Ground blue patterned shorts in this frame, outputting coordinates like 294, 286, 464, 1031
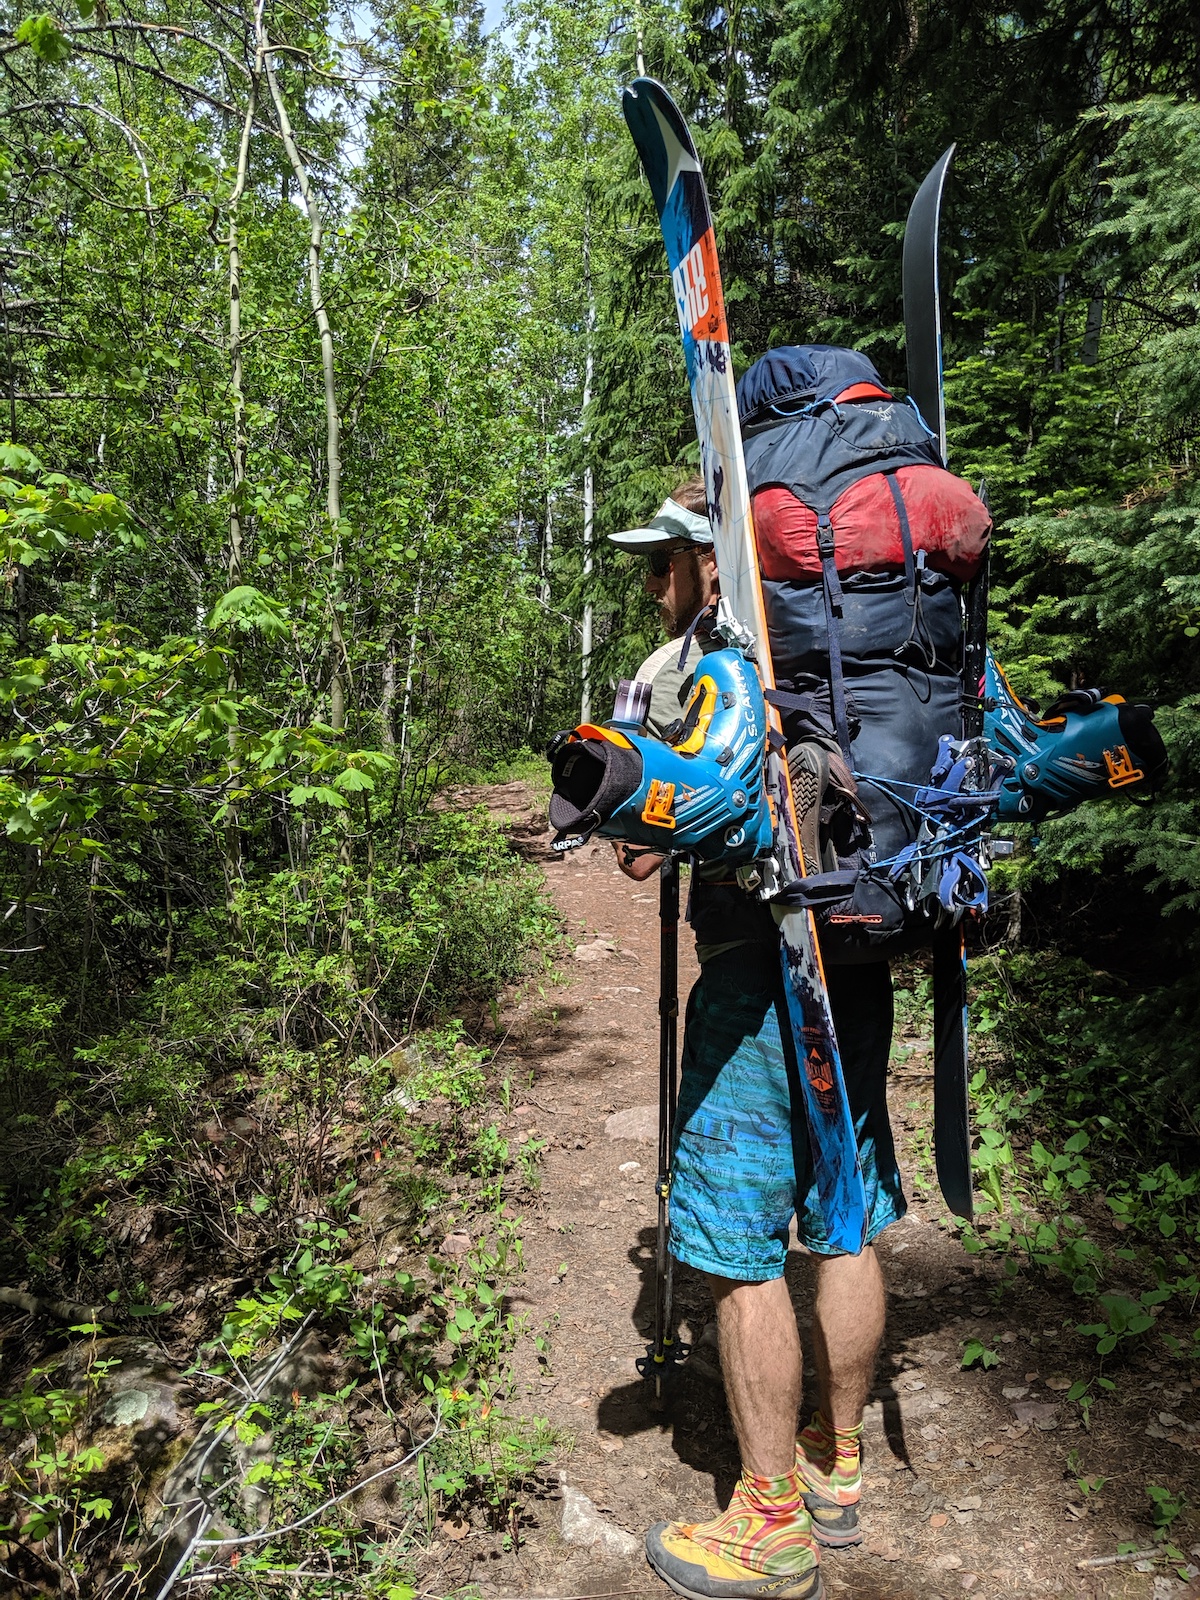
670, 948, 905, 1278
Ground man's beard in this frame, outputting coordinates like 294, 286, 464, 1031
660, 554, 706, 638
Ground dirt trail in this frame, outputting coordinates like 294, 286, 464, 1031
450, 782, 1197, 1600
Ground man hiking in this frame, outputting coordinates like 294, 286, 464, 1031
608, 479, 905, 1600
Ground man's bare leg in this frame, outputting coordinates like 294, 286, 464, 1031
708, 1274, 801, 1475
643, 1277, 820, 1592
811, 1245, 885, 1426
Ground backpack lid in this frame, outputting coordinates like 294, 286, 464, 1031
737, 345, 888, 426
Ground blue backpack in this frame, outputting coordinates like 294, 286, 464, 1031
736, 344, 993, 961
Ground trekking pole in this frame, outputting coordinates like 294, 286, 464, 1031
637, 853, 688, 1397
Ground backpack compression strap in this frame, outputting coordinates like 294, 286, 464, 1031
814, 513, 853, 762
883, 470, 938, 668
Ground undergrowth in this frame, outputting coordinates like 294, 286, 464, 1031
0, 799, 565, 1596
937, 949, 1200, 1557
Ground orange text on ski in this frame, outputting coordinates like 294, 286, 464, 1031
671, 231, 728, 346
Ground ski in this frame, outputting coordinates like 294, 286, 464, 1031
622, 78, 867, 1254
904, 145, 974, 1220
903, 145, 956, 456
931, 924, 971, 1217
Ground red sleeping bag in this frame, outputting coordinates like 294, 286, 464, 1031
753, 464, 990, 583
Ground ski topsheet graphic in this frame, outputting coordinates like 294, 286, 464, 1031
623, 78, 867, 1254
904, 144, 975, 1221
622, 84, 768, 656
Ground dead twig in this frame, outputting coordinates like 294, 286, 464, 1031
1076, 1547, 1161, 1569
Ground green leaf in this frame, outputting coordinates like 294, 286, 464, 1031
333, 766, 374, 793
16, 13, 71, 62
209, 585, 291, 639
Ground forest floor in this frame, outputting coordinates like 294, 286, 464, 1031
426, 780, 1200, 1600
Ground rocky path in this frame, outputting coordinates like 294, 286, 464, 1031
447, 783, 1198, 1600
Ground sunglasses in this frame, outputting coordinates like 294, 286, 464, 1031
645, 544, 689, 578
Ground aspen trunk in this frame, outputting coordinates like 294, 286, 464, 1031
261, 24, 347, 732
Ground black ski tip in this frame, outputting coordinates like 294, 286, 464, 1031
621, 75, 665, 118
903, 143, 958, 461
621, 77, 701, 216
621, 76, 692, 146
624, 75, 667, 97
910, 144, 957, 211
929, 143, 957, 184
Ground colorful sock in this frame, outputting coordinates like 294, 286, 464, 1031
795, 1412, 863, 1505
677, 1466, 819, 1576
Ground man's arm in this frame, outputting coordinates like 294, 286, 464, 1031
613, 841, 664, 881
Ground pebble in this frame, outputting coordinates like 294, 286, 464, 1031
868, 1538, 904, 1561
1012, 1400, 1060, 1431
558, 1473, 638, 1557
573, 937, 617, 962
604, 1105, 657, 1142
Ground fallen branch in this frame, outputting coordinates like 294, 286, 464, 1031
0, 1287, 107, 1325
150, 1307, 316, 1600
1077, 1547, 1160, 1569
194, 1410, 441, 1549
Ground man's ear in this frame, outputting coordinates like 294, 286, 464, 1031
700, 546, 719, 585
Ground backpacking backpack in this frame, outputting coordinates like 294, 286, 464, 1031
736, 343, 992, 961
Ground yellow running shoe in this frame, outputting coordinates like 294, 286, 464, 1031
645, 1468, 822, 1600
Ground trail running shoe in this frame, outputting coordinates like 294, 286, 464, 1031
794, 1414, 863, 1549
645, 1469, 822, 1600
646, 1523, 823, 1600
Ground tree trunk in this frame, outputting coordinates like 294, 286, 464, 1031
220, 44, 260, 938
261, 22, 347, 732
380, 627, 397, 753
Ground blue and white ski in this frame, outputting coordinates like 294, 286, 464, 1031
622, 78, 867, 1254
